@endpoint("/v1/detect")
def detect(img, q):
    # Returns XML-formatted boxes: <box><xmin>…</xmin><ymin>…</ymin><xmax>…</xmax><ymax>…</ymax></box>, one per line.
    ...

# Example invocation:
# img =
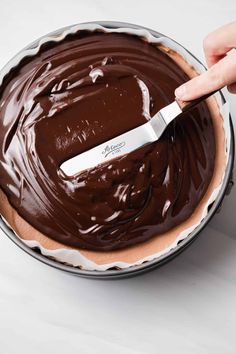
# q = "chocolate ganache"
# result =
<box><xmin>0</xmin><ymin>31</ymin><xmax>215</xmax><ymax>251</ymax></box>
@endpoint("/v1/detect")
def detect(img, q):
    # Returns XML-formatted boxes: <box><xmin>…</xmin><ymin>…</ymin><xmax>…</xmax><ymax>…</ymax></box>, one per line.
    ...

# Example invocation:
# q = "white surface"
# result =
<box><xmin>0</xmin><ymin>0</ymin><xmax>235</xmax><ymax>353</ymax></box>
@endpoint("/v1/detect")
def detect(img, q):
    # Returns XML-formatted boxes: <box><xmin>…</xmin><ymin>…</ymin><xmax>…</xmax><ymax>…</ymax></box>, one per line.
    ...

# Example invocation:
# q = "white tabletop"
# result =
<box><xmin>0</xmin><ymin>1</ymin><xmax>236</xmax><ymax>353</ymax></box>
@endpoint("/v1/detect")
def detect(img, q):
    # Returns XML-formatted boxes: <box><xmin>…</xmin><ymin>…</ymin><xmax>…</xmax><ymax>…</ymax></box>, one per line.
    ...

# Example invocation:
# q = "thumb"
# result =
<box><xmin>175</xmin><ymin>50</ymin><xmax>236</xmax><ymax>101</ymax></box>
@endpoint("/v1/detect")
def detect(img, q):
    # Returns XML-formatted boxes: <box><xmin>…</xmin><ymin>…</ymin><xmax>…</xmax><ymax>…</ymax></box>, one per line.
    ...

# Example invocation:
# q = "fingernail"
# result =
<box><xmin>175</xmin><ymin>85</ymin><xmax>186</xmax><ymax>100</ymax></box>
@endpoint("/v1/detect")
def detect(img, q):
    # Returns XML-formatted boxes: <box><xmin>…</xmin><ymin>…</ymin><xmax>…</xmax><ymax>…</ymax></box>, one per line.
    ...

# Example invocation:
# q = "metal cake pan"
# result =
<box><xmin>0</xmin><ymin>21</ymin><xmax>234</xmax><ymax>279</ymax></box>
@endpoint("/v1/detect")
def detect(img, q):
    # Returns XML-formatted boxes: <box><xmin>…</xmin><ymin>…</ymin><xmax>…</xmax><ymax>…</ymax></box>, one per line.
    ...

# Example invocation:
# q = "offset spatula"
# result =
<box><xmin>60</xmin><ymin>90</ymin><xmax>218</xmax><ymax>177</ymax></box>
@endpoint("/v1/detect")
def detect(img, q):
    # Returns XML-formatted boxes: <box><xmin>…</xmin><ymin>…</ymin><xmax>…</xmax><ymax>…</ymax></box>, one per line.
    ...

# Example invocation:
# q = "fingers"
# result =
<box><xmin>175</xmin><ymin>22</ymin><xmax>236</xmax><ymax>100</ymax></box>
<box><xmin>203</xmin><ymin>22</ymin><xmax>236</xmax><ymax>67</ymax></box>
<box><xmin>175</xmin><ymin>50</ymin><xmax>236</xmax><ymax>100</ymax></box>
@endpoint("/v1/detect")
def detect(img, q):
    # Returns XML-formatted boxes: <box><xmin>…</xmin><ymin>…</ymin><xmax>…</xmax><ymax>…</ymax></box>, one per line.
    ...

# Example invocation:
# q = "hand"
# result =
<box><xmin>175</xmin><ymin>22</ymin><xmax>236</xmax><ymax>101</ymax></box>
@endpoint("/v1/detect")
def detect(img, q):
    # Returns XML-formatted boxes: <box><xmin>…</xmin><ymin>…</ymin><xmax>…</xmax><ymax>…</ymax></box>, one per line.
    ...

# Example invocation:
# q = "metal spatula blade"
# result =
<box><xmin>60</xmin><ymin>90</ymin><xmax>218</xmax><ymax>177</ymax></box>
<box><xmin>60</xmin><ymin>101</ymin><xmax>181</xmax><ymax>177</ymax></box>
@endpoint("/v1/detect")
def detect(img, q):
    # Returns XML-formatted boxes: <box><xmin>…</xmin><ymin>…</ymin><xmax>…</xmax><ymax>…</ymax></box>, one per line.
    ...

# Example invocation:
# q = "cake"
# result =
<box><xmin>0</xmin><ymin>27</ymin><xmax>226</xmax><ymax>268</ymax></box>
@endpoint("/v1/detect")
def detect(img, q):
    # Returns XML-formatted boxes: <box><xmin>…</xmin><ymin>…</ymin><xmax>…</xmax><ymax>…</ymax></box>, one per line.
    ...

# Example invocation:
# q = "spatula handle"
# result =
<box><xmin>176</xmin><ymin>89</ymin><xmax>219</xmax><ymax>112</ymax></box>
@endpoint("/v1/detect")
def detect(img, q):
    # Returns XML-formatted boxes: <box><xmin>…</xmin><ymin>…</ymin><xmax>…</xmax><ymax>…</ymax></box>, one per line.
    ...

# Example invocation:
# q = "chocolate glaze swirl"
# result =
<box><xmin>0</xmin><ymin>31</ymin><xmax>215</xmax><ymax>251</ymax></box>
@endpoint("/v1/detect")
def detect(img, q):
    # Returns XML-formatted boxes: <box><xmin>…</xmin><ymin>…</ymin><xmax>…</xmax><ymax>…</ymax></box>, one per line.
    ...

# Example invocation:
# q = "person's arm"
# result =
<box><xmin>175</xmin><ymin>22</ymin><xmax>236</xmax><ymax>100</ymax></box>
